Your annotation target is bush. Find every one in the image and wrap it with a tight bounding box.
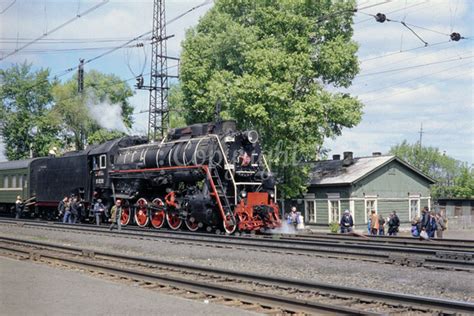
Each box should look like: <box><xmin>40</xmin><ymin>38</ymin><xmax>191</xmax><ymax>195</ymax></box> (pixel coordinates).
<box><xmin>329</xmin><ymin>221</ymin><xmax>339</xmax><ymax>233</ymax></box>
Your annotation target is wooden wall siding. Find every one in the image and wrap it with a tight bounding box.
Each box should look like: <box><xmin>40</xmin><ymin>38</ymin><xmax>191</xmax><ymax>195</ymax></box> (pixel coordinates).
<box><xmin>316</xmin><ymin>200</ymin><xmax>328</xmax><ymax>224</ymax></box>
<box><xmin>351</xmin><ymin>160</ymin><xmax>431</xmax><ymax>199</ymax></box>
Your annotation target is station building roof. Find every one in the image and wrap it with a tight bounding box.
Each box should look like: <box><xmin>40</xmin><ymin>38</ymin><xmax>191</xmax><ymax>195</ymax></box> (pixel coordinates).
<box><xmin>307</xmin><ymin>155</ymin><xmax>435</xmax><ymax>186</ymax></box>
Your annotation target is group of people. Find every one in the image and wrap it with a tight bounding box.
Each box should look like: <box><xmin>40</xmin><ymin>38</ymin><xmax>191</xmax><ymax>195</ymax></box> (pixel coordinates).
<box><xmin>339</xmin><ymin>209</ymin><xmax>400</xmax><ymax>236</ymax></box>
<box><xmin>57</xmin><ymin>195</ymin><xmax>85</xmax><ymax>224</ymax></box>
<box><xmin>338</xmin><ymin>207</ymin><xmax>446</xmax><ymax>239</ymax></box>
<box><xmin>411</xmin><ymin>206</ymin><xmax>446</xmax><ymax>239</ymax></box>
<box><xmin>286</xmin><ymin>206</ymin><xmax>305</xmax><ymax>230</ymax></box>
<box><xmin>367</xmin><ymin>210</ymin><xmax>400</xmax><ymax>236</ymax></box>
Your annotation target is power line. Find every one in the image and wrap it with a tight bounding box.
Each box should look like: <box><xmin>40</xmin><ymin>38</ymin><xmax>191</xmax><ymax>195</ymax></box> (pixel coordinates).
<box><xmin>0</xmin><ymin>0</ymin><xmax>109</xmax><ymax>61</ymax></box>
<box><xmin>357</xmin><ymin>54</ymin><xmax>473</xmax><ymax>77</ymax></box>
<box><xmin>355</xmin><ymin>1</ymin><xmax>426</xmax><ymax>25</ymax></box>
<box><xmin>0</xmin><ymin>0</ymin><xmax>16</xmax><ymax>14</ymax></box>
<box><xmin>361</xmin><ymin>66</ymin><xmax>472</xmax><ymax>104</ymax></box>
<box><xmin>359</xmin><ymin>40</ymin><xmax>450</xmax><ymax>63</ymax></box>
<box><xmin>357</xmin><ymin>59</ymin><xmax>473</xmax><ymax>96</ymax></box>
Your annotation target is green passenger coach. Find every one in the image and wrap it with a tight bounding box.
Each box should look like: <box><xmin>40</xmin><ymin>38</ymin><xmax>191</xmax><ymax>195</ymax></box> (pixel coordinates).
<box><xmin>0</xmin><ymin>159</ymin><xmax>33</xmax><ymax>214</ymax></box>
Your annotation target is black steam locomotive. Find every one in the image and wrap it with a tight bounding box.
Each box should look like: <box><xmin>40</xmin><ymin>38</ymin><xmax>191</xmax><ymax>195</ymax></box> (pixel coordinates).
<box><xmin>0</xmin><ymin>121</ymin><xmax>281</xmax><ymax>234</ymax></box>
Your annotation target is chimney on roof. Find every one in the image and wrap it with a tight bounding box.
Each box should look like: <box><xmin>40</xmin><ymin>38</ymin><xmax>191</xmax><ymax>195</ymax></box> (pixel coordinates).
<box><xmin>342</xmin><ymin>151</ymin><xmax>354</xmax><ymax>166</ymax></box>
<box><xmin>372</xmin><ymin>152</ymin><xmax>382</xmax><ymax>156</ymax></box>
<box><xmin>332</xmin><ymin>154</ymin><xmax>341</xmax><ymax>160</ymax></box>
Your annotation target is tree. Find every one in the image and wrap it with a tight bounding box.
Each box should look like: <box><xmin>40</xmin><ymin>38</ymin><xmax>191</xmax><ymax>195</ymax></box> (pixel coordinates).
<box><xmin>389</xmin><ymin>141</ymin><xmax>474</xmax><ymax>199</ymax></box>
<box><xmin>51</xmin><ymin>70</ymin><xmax>134</xmax><ymax>150</ymax></box>
<box><xmin>0</xmin><ymin>63</ymin><xmax>60</xmax><ymax>160</ymax></box>
<box><xmin>177</xmin><ymin>0</ymin><xmax>362</xmax><ymax>197</ymax></box>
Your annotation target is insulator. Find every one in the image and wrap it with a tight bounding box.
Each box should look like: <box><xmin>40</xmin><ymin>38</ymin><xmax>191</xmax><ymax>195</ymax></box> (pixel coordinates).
<box><xmin>450</xmin><ymin>32</ymin><xmax>461</xmax><ymax>41</ymax></box>
<box><xmin>375</xmin><ymin>13</ymin><xmax>386</xmax><ymax>23</ymax></box>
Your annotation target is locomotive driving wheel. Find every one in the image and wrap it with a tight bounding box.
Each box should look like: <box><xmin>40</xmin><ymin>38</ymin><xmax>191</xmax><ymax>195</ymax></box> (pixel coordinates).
<box><xmin>150</xmin><ymin>198</ymin><xmax>166</xmax><ymax>229</ymax></box>
<box><xmin>185</xmin><ymin>215</ymin><xmax>200</xmax><ymax>232</ymax></box>
<box><xmin>120</xmin><ymin>201</ymin><xmax>131</xmax><ymax>226</ymax></box>
<box><xmin>166</xmin><ymin>209</ymin><xmax>182</xmax><ymax>230</ymax></box>
<box><xmin>223</xmin><ymin>213</ymin><xmax>237</xmax><ymax>234</ymax></box>
<box><xmin>134</xmin><ymin>198</ymin><xmax>149</xmax><ymax>227</ymax></box>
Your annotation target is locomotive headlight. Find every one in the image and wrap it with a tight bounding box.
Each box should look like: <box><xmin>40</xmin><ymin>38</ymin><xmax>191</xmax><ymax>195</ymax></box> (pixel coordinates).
<box><xmin>241</xmin><ymin>191</ymin><xmax>247</xmax><ymax>198</ymax></box>
<box><xmin>243</xmin><ymin>130</ymin><xmax>259</xmax><ymax>144</ymax></box>
<box><xmin>270</xmin><ymin>192</ymin><xmax>275</xmax><ymax>199</ymax></box>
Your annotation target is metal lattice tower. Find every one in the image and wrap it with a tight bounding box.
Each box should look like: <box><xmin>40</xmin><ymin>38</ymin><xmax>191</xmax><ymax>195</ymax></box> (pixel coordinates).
<box><xmin>148</xmin><ymin>0</ymin><xmax>169</xmax><ymax>141</ymax></box>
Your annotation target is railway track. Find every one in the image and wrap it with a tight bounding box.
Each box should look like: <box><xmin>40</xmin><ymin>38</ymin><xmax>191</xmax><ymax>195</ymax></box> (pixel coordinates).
<box><xmin>277</xmin><ymin>231</ymin><xmax>474</xmax><ymax>250</ymax></box>
<box><xmin>0</xmin><ymin>218</ymin><xmax>473</xmax><ymax>272</ymax></box>
<box><xmin>1</xmin><ymin>236</ymin><xmax>473</xmax><ymax>315</ymax></box>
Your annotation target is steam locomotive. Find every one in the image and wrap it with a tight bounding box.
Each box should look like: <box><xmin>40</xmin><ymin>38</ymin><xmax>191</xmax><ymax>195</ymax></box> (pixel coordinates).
<box><xmin>0</xmin><ymin>120</ymin><xmax>281</xmax><ymax>234</ymax></box>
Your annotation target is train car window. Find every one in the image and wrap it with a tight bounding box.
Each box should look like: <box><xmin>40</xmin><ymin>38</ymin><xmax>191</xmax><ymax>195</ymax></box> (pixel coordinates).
<box><xmin>92</xmin><ymin>157</ymin><xmax>99</xmax><ymax>170</ymax></box>
<box><xmin>99</xmin><ymin>154</ymin><xmax>107</xmax><ymax>169</ymax></box>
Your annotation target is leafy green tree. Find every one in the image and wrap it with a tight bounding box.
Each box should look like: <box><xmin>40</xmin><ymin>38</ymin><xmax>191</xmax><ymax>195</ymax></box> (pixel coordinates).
<box><xmin>178</xmin><ymin>0</ymin><xmax>362</xmax><ymax>197</ymax></box>
<box><xmin>51</xmin><ymin>70</ymin><xmax>134</xmax><ymax>149</ymax></box>
<box><xmin>389</xmin><ymin>140</ymin><xmax>473</xmax><ymax>199</ymax></box>
<box><xmin>0</xmin><ymin>63</ymin><xmax>59</xmax><ymax>160</ymax></box>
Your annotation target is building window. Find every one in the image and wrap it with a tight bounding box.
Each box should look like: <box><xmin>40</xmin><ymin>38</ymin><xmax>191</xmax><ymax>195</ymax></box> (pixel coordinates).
<box><xmin>18</xmin><ymin>175</ymin><xmax>23</xmax><ymax>188</ymax></box>
<box><xmin>305</xmin><ymin>200</ymin><xmax>316</xmax><ymax>223</ymax></box>
<box><xmin>409</xmin><ymin>198</ymin><xmax>420</xmax><ymax>220</ymax></box>
<box><xmin>99</xmin><ymin>155</ymin><xmax>107</xmax><ymax>169</ymax></box>
<box><xmin>328</xmin><ymin>200</ymin><xmax>340</xmax><ymax>223</ymax></box>
<box><xmin>364</xmin><ymin>199</ymin><xmax>377</xmax><ymax>223</ymax></box>
<box><xmin>11</xmin><ymin>175</ymin><xmax>16</xmax><ymax>188</ymax></box>
<box><xmin>3</xmin><ymin>176</ymin><xmax>8</xmax><ymax>188</ymax></box>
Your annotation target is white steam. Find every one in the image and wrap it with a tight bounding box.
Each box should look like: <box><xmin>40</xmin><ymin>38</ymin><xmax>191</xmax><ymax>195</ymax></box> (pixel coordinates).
<box><xmin>87</xmin><ymin>97</ymin><xmax>129</xmax><ymax>133</ymax></box>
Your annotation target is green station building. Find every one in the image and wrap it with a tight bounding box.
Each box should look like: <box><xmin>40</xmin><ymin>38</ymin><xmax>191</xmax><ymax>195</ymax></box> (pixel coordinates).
<box><xmin>290</xmin><ymin>152</ymin><xmax>435</xmax><ymax>227</ymax></box>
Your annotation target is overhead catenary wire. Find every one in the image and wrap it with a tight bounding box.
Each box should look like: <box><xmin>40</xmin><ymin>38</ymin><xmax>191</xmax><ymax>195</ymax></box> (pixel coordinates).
<box><xmin>0</xmin><ymin>0</ymin><xmax>16</xmax><ymax>14</ymax></box>
<box><xmin>361</xmin><ymin>65</ymin><xmax>473</xmax><ymax>104</ymax></box>
<box><xmin>0</xmin><ymin>0</ymin><xmax>109</xmax><ymax>61</ymax></box>
<box><xmin>357</xmin><ymin>59</ymin><xmax>474</xmax><ymax>97</ymax></box>
<box><xmin>357</xmin><ymin>54</ymin><xmax>473</xmax><ymax>77</ymax></box>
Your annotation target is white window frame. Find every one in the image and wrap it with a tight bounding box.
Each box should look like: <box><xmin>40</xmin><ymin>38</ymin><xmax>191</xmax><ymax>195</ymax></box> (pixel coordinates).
<box><xmin>99</xmin><ymin>154</ymin><xmax>107</xmax><ymax>169</ymax></box>
<box><xmin>305</xmin><ymin>199</ymin><xmax>316</xmax><ymax>223</ymax></box>
<box><xmin>364</xmin><ymin>196</ymin><xmax>378</xmax><ymax>223</ymax></box>
<box><xmin>409</xmin><ymin>195</ymin><xmax>421</xmax><ymax>220</ymax></box>
<box><xmin>328</xmin><ymin>200</ymin><xmax>341</xmax><ymax>223</ymax></box>
<box><xmin>3</xmin><ymin>176</ymin><xmax>7</xmax><ymax>188</ymax></box>
<box><xmin>349</xmin><ymin>199</ymin><xmax>355</xmax><ymax>224</ymax></box>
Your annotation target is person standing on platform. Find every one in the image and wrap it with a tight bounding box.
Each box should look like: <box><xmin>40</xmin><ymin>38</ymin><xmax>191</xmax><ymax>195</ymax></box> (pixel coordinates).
<box><xmin>378</xmin><ymin>214</ymin><xmax>385</xmax><ymax>235</ymax></box>
<box><xmin>109</xmin><ymin>199</ymin><xmax>123</xmax><ymax>231</ymax></box>
<box><xmin>15</xmin><ymin>196</ymin><xmax>24</xmax><ymax>219</ymax></box>
<box><xmin>62</xmin><ymin>198</ymin><xmax>72</xmax><ymax>224</ymax></box>
<box><xmin>93</xmin><ymin>199</ymin><xmax>105</xmax><ymax>226</ymax></box>
<box><xmin>370</xmin><ymin>210</ymin><xmax>379</xmax><ymax>235</ymax></box>
<box><xmin>435</xmin><ymin>213</ymin><xmax>446</xmax><ymax>238</ymax></box>
<box><xmin>57</xmin><ymin>196</ymin><xmax>68</xmax><ymax>221</ymax></box>
<box><xmin>388</xmin><ymin>211</ymin><xmax>400</xmax><ymax>236</ymax></box>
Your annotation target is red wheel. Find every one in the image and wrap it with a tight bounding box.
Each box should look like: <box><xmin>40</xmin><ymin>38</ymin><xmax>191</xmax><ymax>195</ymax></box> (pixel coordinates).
<box><xmin>223</xmin><ymin>214</ymin><xmax>237</xmax><ymax>234</ymax></box>
<box><xmin>166</xmin><ymin>210</ymin><xmax>182</xmax><ymax>230</ymax></box>
<box><xmin>150</xmin><ymin>198</ymin><xmax>166</xmax><ymax>229</ymax></box>
<box><xmin>120</xmin><ymin>205</ymin><xmax>131</xmax><ymax>226</ymax></box>
<box><xmin>134</xmin><ymin>198</ymin><xmax>149</xmax><ymax>227</ymax></box>
<box><xmin>185</xmin><ymin>215</ymin><xmax>200</xmax><ymax>232</ymax></box>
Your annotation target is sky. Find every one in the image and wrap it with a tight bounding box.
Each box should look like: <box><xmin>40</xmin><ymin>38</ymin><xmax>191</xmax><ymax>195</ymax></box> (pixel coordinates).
<box><xmin>0</xmin><ymin>0</ymin><xmax>473</xmax><ymax>164</ymax></box>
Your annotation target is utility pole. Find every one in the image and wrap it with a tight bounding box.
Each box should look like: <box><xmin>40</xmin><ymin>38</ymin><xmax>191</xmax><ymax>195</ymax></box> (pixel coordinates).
<box><xmin>77</xmin><ymin>58</ymin><xmax>84</xmax><ymax>93</ymax></box>
<box><xmin>148</xmin><ymin>0</ymin><xmax>170</xmax><ymax>141</ymax></box>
